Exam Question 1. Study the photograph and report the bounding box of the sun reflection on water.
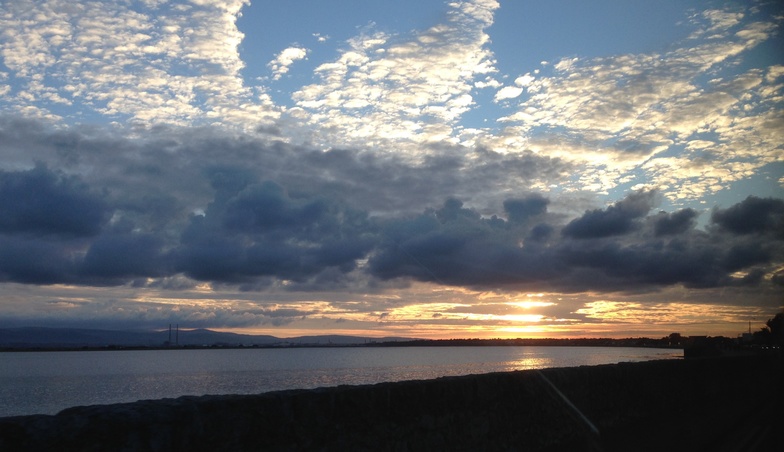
[505,356,554,371]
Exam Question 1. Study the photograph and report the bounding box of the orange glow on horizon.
[15,282,778,341]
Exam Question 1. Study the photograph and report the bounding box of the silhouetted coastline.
[0,336,684,352]
[1,326,689,351]
[6,325,781,355]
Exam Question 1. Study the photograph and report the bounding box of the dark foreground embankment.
[1,355,781,451]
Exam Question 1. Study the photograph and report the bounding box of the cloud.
[0,293,318,330]
[711,196,784,236]
[0,114,571,226]
[503,195,549,224]
[0,164,108,237]
[0,118,780,299]
[652,209,698,237]
[494,74,535,101]
[268,46,308,80]
[368,199,562,288]
[514,74,535,87]
[174,178,376,285]
[289,0,499,151]
[493,5,783,199]
[0,1,781,334]
[0,0,278,127]
[368,190,783,293]
[80,232,168,282]
[698,9,744,33]
[494,85,523,101]
[562,190,656,239]
[2,0,779,202]
[0,235,82,284]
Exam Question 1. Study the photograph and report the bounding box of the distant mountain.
[0,327,412,349]
[275,334,410,345]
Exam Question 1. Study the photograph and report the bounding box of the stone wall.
[1,355,781,451]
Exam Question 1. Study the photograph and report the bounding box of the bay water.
[0,346,680,417]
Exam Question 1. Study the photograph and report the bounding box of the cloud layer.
[0,0,782,335]
[0,120,781,299]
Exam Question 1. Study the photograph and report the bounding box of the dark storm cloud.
[0,235,82,284]
[557,237,725,289]
[369,198,563,287]
[369,191,784,293]
[711,196,784,236]
[80,232,168,281]
[503,194,549,224]
[0,164,110,284]
[174,175,376,285]
[562,190,656,239]
[721,240,774,272]
[0,164,108,237]
[0,117,781,297]
[527,223,554,242]
[0,116,571,221]
[652,208,698,236]
[223,182,329,233]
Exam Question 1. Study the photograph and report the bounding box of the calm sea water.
[0,346,680,417]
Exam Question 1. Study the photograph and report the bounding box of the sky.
[0,0,782,339]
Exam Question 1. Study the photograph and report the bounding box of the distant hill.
[0,327,412,349]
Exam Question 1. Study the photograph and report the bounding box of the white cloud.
[268,46,308,80]
[494,85,523,101]
[0,0,278,128]
[289,0,500,153]
[491,9,782,200]
[474,77,501,89]
[514,74,535,87]
[701,9,744,33]
[553,57,578,72]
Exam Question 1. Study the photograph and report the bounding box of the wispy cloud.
[289,0,499,150]
[494,7,782,199]
[0,0,278,126]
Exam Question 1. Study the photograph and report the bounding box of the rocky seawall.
[1,355,781,451]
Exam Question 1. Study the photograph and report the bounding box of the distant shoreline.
[8,326,767,354]
[1,337,683,352]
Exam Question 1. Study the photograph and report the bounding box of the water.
[0,346,680,417]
